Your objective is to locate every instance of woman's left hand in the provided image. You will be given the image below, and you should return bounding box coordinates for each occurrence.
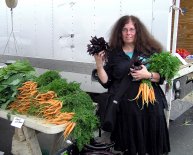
[130,65,151,81]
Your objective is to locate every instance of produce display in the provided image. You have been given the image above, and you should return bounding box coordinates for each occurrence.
[0,60,99,150]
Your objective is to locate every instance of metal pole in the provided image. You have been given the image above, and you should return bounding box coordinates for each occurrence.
[171,0,181,55]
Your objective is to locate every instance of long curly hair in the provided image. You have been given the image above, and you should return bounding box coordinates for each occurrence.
[109,15,163,55]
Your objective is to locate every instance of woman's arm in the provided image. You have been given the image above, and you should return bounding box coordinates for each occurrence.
[130,65,160,82]
[96,65,108,83]
[94,51,108,84]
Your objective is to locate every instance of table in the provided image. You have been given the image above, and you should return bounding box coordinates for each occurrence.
[165,60,193,127]
[0,109,66,155]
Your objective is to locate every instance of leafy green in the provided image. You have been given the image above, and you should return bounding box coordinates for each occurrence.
[0,86,16,108]
[39,79,81,96]
[148,51,181,85]
[60,91,99,150]
[35,70,61,87]
[28,104,41,115]
[60,92,95,112]
[72,109,99,150]
[0,60,35,81]
[0,60,36,109]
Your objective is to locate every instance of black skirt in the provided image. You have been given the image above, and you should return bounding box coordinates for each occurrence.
[111,82,170,155]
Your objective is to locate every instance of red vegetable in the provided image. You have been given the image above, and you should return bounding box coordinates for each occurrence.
[176,48,190,59]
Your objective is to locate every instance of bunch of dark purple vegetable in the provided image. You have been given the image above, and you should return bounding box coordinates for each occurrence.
[131,56,150,69]
[130,57,149,81]
[87,36,111,56]
[130,57,144,70]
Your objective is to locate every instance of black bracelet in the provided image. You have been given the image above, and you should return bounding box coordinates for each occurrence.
[150,72,153,80]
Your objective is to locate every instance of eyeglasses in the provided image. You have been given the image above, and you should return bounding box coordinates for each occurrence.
[122,28,136,34]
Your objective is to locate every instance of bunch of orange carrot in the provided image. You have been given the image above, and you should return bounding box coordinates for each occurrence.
[9,81,38,113]
[8,81,76,139]
[132,80,155,107]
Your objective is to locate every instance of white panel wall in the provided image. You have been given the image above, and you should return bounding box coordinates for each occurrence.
[0,0,173,63]
[121,0,153,32]
[152,0,173,51]
[0,0,9,53]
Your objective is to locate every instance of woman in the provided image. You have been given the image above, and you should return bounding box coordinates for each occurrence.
[94,15,170,155]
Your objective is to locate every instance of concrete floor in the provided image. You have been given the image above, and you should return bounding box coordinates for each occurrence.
[169,107,193,155]
[1,105,193,155]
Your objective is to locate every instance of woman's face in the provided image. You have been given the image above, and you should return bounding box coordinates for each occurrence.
[122,21,136,45]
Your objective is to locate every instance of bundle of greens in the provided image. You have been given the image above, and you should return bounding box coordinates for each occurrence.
[35,70,61,87]
[0,60,36,109]
[148,51,181,85]
[38,78,81,96]
[60,91,99,150]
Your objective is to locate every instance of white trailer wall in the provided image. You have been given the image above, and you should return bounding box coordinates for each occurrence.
[0,0,172,62]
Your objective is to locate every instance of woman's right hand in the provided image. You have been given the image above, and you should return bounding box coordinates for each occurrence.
[94,51,105,68]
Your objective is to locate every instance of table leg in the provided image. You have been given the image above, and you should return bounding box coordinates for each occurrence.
[11,126,42,155]
[49,132,65,155]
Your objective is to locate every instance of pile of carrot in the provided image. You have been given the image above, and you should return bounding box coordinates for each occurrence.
[131,81,156,107]
[9,81,38,114]
[8,81,76,139]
